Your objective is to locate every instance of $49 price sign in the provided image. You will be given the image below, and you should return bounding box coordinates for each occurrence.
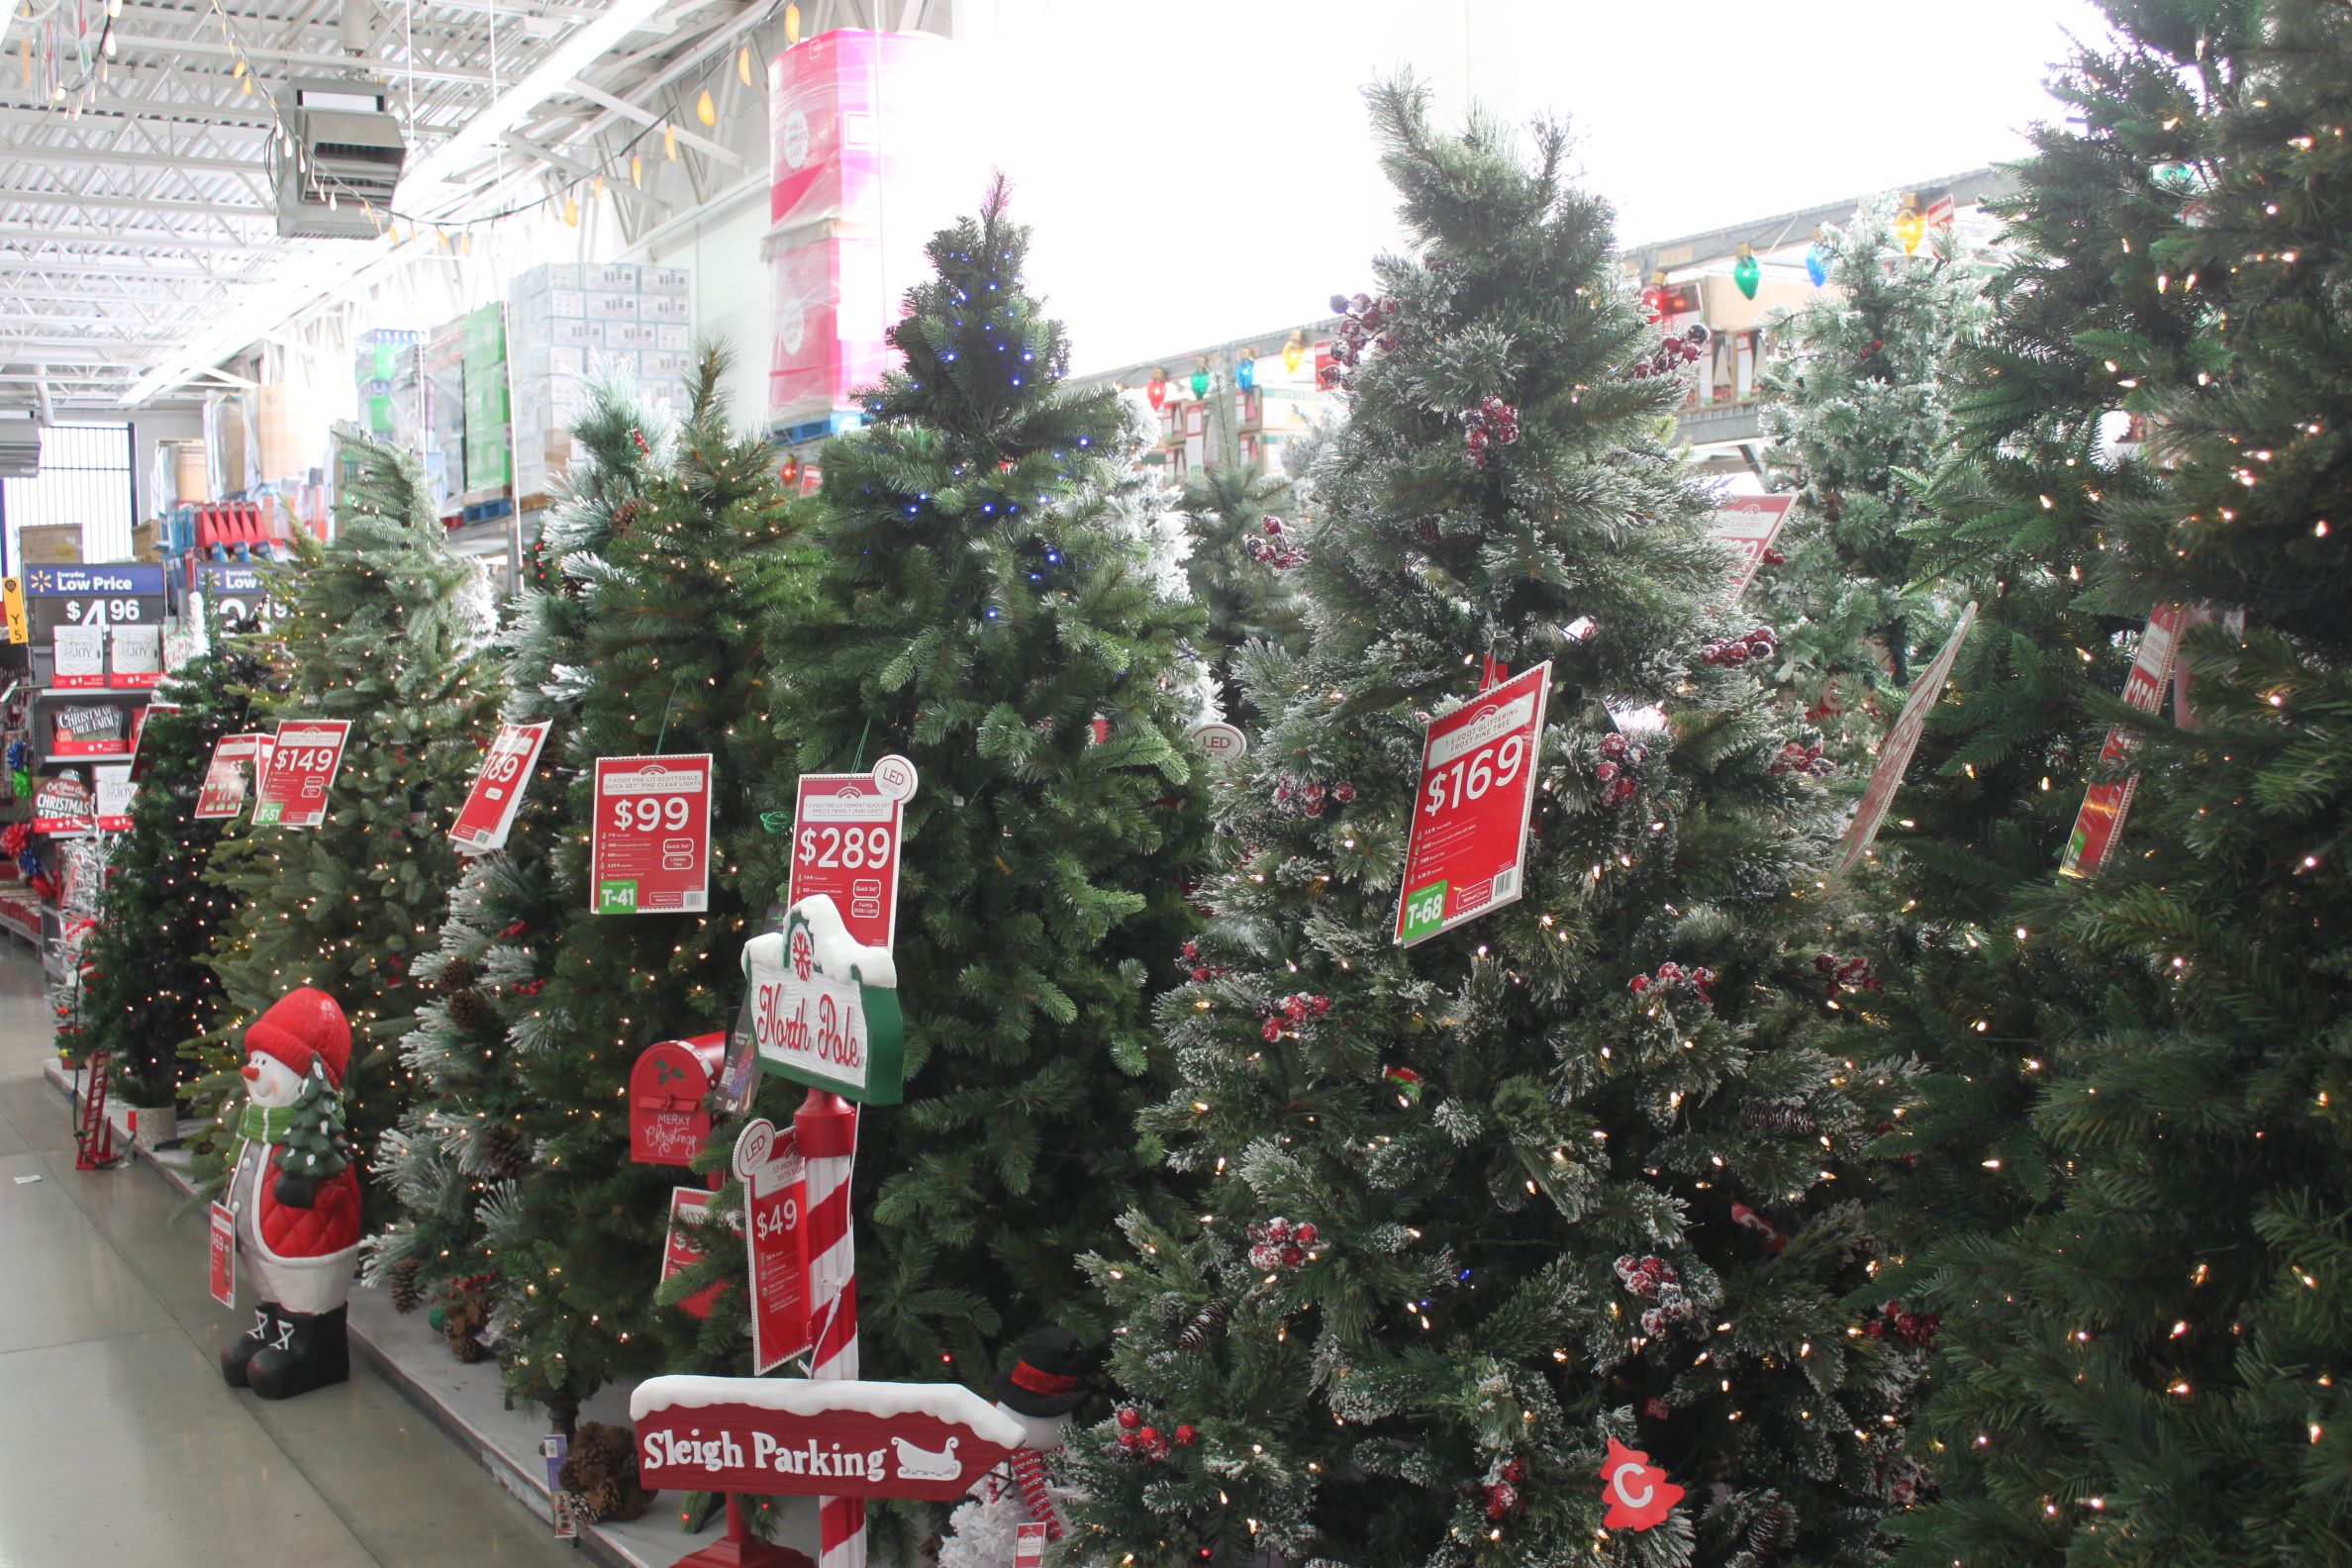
[591,754,713,914]
[733,1117,810,1374]
[1395,661,1551,946]
[788,753,918,948]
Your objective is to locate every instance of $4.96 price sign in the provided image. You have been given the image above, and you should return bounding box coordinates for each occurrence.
[1396,661,1551,946]
[450,722,551,854]
[592,754,713,914]
[788,753,918,948]
[254,720,351,829]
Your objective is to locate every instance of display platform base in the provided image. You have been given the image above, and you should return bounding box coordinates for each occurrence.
[44,1061,824,1568]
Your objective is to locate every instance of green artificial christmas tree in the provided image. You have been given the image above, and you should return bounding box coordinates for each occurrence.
[1065,83,1921,1568]
[482,353,813,1416]
[68,631,279,1108]
[370,382,667,1323]
[1890,4,2352,1563]
[771,179,1209,1387]
[1755,196,1982,724]
[1178,375,1309,722]
[274,1060,355,1193]
[196,428,503,1215]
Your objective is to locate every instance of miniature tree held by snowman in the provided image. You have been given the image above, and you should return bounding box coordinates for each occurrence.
[216,988,363,1401]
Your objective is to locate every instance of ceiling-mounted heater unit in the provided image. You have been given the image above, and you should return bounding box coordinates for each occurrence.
[0,411,42,478]
[275,79,407,240]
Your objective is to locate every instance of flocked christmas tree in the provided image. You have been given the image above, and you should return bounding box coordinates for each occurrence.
[770,179,1209,1387]
[482,353,813,1416]
[1177,374,1309,723]
[1889,4,2352,1563]
[369,381,666,1325]
[1065,83,1924,1568]
[1755,196,1981,722]
[69,629,279,1108]
[196,427,502,1217]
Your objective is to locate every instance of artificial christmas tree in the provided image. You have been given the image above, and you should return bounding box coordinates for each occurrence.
[69,631,279,1109]
[196,428,502,1217]
[769,179,1209,1388]
[1755,196,1981,722]
[370,382,667,1318]
[479,353,813,1416]
[1890,5,2352,1564]
[1066,83,1920,1568]
[1176,376,1309,723]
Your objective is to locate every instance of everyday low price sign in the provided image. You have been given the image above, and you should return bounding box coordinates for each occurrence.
[788,754,917,949]
[451,721,551,854]
[195,733,272,821]
[254,720,350,828]
[1395,661,1551,945]
[734,1118,811,1375]
[591,754,712,914]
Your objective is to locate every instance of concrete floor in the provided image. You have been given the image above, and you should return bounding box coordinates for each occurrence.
[0,943,582,1567]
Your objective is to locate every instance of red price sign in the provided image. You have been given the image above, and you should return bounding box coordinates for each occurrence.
[592,754,713,915]
[2059,602,2184,879]
[659,1187,726,1321]
[451,721,551,854]
[1016,1523,1047,1568]
[208,1201,237,1310]
[254,719,350,829]
[734,1118,810,1374]
[1837,603,1977,875]
[1395,661,1551,946]
[1709,495,1792,600]
[787,753,917,949]
[194,734,271,821]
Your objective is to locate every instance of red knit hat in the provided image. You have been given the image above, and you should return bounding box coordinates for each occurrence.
[244,988,352,1090]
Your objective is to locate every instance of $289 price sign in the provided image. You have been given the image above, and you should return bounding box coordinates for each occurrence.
[1395,661,1551,946]
[787,754,918,948]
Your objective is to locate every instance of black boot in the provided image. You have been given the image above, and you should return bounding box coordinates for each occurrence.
[247,1305,349,1400]
[220,1302,283,1389]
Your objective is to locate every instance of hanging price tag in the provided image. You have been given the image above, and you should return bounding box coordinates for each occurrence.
[659,1187,726,1321]
[254,720,350,829]
[1708,495,1792,599]
[1015,1523,1047,1568]
[208,1201,237,1310]
[451,721,552,853]
[1395,661,1551,946]
[735,1117,810,1374]
[2060,602,2186,879]
[591,754,713,914]
[787,753,916,949]
[194,734,272,821]
[1837,604,1977,874]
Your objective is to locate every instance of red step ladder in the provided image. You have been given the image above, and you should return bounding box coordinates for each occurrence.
[73,1049,119,1171]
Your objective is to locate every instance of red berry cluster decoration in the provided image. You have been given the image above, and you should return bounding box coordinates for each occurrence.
[1114,1407,1199,1461]
[1321,292,1397,386]
[1760,546,1788,566]
[1701,626,1778,667]
[1770,739,1835,778]
[1462,396,1521,467]
[510,977,548,998]
[1814,952,1883,993]
[1864,1301,1939,1347]
[1615,1253,1696,1337]
[1259,992,1331,1041]
[1627,961,1714,1004]
[1632,324,1709,379]
[1245,515,1309,569]
[1269,775,1354,820]
[1595,731,1649,808]
[498,920,529,940]
[1247,1216,1317,1271]
[1179,939,1231,985]
[1484,1480,1523,1519]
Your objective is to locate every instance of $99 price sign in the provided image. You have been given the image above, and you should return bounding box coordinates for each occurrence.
[592,754,713,915]
[1395,661,1551,946]
[787,754,918,949]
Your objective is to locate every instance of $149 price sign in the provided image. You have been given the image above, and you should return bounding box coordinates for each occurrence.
[1395,661,1551,946]
[591,754,713,915]
[449,721,551,854]
[788,753,918,948]
[253,720,351,829]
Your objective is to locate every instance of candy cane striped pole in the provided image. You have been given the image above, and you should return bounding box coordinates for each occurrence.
[795,1089,861,1568]
[1009,1449,1064,1541]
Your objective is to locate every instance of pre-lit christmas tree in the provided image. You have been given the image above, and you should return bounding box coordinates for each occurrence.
[1178,377,1308,722]
[1891,5,2352,1564]
[1066,83,1920,1568]
[483,353,812,1416]
[369,383,666,1320]
[196,429,502,1216]
[70,631,278,1108]
[771,180,1209,1386]
[1755,197,1981,719]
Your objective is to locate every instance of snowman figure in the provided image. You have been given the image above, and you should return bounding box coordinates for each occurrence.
[217,987,362,1401]
[937,1327,1091,1568]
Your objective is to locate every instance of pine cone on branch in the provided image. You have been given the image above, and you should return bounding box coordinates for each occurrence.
[1741,1103,1819,1136]
[438,955,483,994]
[481,1122,533,1182]
[1178,1298,1233,1351]
[387,1257,424,1314]
[447,986,498,1033]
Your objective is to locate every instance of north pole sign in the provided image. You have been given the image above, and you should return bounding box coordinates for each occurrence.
[741,897,905,1104]
[1395,661,1551,945]
[630,1377,1026,1501]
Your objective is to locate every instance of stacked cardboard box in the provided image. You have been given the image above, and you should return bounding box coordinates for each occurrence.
[763,29,972,440]
[353,329,424,441]
[506,261,693,501]
[423,319,467,516]
[461,303,511,495]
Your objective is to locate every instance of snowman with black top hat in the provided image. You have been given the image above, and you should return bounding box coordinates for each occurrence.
[937,1326,1091,1568]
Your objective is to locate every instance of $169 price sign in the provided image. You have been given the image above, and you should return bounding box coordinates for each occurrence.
[1395,661,1551,946]
[450,721,551,854]
[591,754,713,915]
[787,753,918,948]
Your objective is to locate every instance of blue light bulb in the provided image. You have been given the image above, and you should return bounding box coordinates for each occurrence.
[1805,244,1830,287]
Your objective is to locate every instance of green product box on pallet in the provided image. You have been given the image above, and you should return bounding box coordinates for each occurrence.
[464,436,511,493]
[462,303,506,367]
[464,374,510,428]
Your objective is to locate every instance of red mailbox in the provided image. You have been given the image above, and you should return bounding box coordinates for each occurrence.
[630,1032,728,1166]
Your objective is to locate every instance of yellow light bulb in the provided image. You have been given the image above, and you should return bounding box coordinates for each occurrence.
[695,88,716,128]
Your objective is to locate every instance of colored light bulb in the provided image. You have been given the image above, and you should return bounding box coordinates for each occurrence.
[1235,354,1256,391]
[1281,331,1306,374]
[1189,360,1211,399]
[1732,244,1760,301]
[1145,371,1168,412]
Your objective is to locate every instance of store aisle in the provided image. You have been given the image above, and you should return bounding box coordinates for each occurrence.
[0,946,579,1567]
